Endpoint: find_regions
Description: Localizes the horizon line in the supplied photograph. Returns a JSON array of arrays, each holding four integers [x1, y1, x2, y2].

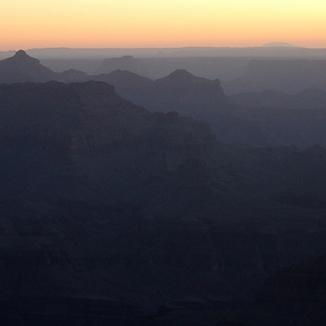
[[4, 44, 326, 52]]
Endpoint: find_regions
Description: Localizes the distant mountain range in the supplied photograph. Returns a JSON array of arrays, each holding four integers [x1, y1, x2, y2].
[[2, 45, 326, 61], [2, 50, 326, 149], [0, 50, 230, 121]]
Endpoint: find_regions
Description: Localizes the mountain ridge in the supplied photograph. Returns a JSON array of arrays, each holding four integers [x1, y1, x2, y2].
[[0, 50, 55, 83], [4, 51, 326, 150]]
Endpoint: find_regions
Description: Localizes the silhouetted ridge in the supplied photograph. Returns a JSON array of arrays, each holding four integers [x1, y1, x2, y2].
[[0, 50, 55, 83]]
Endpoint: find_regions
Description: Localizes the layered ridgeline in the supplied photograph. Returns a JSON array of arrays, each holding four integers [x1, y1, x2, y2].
[[1, 81, 326, 324], [0, 50, 230, 122], [4, 51, 326, 149]]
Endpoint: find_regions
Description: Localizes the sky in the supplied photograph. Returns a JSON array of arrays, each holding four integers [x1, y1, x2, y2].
[[1, 0, 326, 50]]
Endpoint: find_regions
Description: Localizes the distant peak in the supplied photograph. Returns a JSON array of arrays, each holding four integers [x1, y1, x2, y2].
[[15, 50, 29, 57], [168, 69, 194, 79], [11, 50, 39, 63]]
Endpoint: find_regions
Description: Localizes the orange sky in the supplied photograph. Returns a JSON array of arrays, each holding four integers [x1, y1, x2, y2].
[[1, 0, 326, 50]]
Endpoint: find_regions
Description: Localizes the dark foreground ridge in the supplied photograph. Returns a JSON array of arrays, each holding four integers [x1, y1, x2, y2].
[[1, 81, 326, 324]]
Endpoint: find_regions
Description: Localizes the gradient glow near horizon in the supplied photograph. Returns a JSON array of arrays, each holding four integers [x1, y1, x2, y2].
[[1, 0, 326, 50]]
